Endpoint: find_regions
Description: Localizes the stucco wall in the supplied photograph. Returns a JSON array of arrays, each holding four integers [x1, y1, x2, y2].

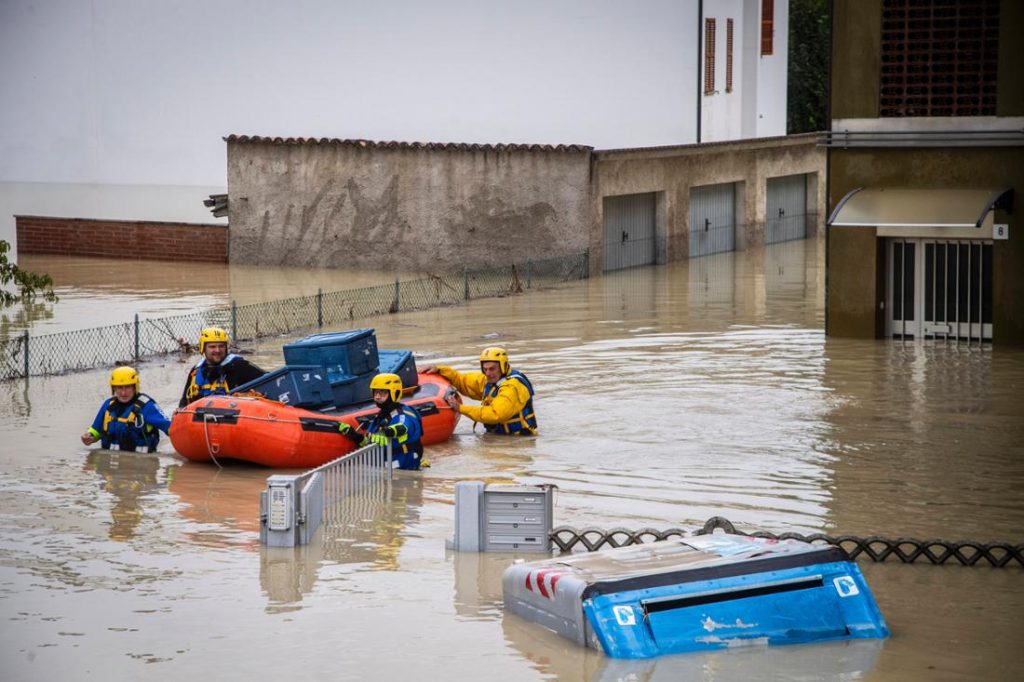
[[227, 138, 593, 271], [592, 134, 825, 266], [831, 0, 882, 121]]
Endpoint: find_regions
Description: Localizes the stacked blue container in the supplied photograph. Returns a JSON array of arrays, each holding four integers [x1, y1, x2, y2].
[[283, 329, 380, 407], [232, 328, 420, 410]]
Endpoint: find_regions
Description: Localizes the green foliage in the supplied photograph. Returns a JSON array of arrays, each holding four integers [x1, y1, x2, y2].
[[787, 0, 831, 134], [0, 240, 59, 308]]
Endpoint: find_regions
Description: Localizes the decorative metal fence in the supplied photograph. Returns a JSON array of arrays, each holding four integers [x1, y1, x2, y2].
[[1, 251, 588, 380], [551, 516, 1024, 568]]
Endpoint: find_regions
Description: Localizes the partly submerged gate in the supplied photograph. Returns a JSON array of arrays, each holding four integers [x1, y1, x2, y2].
[[690, 183, 736, 258], [260, 443, 392, 547], [603, 193, 657, 271], [766, 174, 808, 244], [887, 238, 993, 343]]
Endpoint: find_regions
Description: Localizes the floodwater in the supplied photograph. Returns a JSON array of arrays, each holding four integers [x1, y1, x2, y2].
[[3, 254, 425, 337], [1, 238, 1022, 681]]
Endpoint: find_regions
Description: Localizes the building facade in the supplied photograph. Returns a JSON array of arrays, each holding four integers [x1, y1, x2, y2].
[[225, 134, 825, 275], [825, 0, 1024, 345]]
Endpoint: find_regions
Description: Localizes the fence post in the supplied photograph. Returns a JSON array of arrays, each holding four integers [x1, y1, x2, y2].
[[134, 313, 140, 362], [317, 288, 323, 328], [394, 277, 400, 312], [463, 267, 469, 300], [22, 330, 29, 380], [231, 300, 237, 342], [526, 260, 532, 288]]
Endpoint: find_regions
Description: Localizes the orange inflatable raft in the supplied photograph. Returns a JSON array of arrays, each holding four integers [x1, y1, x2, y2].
[[170, 372, 459, 468]]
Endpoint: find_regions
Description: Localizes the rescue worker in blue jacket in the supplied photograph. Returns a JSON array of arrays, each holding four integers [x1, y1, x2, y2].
[[424, 347, 536, 435], [81, 367, 171, 452], [337, 373, 425, 470], [179, 326, 264, 407]]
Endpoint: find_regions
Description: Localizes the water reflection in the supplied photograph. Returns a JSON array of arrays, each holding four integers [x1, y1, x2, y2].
[[83, 451, 165, 540], [164, 463, 265, 547], [2, 236, 1022, 680], [260, 475, 426, 610], [9, 254, 426, 337]]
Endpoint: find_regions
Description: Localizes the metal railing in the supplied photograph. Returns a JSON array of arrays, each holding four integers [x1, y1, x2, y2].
[[260, 442, 392, 547], [1, 250, 589, 380]]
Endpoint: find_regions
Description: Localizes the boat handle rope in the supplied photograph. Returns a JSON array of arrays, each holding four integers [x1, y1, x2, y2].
[[201, 412, 224, 470]]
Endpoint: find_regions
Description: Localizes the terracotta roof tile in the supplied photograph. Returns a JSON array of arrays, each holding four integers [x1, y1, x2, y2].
[[224, 134, 592, 153]]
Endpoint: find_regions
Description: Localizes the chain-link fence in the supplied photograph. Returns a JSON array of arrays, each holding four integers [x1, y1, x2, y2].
[[0, 251, 589, 380]]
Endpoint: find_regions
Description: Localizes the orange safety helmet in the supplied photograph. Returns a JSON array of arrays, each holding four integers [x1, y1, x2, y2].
[[479, 347, 510, 376]]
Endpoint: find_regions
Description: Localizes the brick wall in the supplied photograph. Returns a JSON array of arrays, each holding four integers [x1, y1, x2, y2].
[[15, 216, 228, 262]]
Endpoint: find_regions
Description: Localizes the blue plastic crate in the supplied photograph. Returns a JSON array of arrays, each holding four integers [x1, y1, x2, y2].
[[283, 329, 379, 377], [377, 349, 418, 390], [230, 365, 332, 408], [329, 372, 375, 408]]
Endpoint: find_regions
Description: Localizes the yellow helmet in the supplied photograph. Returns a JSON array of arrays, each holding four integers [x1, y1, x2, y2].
[[199, 327, 229, 354], [110, 366, 140, 392], [370, 373, 403, 402], [479, 347, 510, 376]]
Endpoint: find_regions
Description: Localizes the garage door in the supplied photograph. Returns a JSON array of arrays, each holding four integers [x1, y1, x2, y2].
[[690, 183, 736, 258], [766, 174, 807, 244], [602, 193, 656, 272]]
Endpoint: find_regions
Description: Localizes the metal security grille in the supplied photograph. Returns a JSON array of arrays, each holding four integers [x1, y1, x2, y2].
[[765, 174, 807, 244], [888, 238, 992, 343], [602, 193, 657, 272], [880, 0, 999, 117], [690, 183, 736, 258]]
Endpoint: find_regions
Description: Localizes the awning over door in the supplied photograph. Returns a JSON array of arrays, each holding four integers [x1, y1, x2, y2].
[[828, 187, 1012, 228]]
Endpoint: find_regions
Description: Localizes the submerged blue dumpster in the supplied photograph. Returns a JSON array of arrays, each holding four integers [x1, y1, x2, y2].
[[502, 535, 889, 659]]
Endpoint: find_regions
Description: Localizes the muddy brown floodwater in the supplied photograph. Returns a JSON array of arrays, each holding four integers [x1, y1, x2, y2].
[[1, 238, 1021, 681]]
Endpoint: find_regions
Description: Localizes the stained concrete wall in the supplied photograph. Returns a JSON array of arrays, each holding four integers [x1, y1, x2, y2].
[[227, 137, 593, 271], [592, 134, 826, 268]]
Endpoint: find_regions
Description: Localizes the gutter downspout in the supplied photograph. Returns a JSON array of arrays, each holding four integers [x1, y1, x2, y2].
[[697, 0, 703, 144]]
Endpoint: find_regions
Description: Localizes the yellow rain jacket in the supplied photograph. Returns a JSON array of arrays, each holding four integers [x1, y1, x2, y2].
[[435, 366, 537, 435]]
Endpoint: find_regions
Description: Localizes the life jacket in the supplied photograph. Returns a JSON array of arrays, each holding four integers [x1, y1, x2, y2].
[[483, 369, 537, 435], [366, 404, 424, 456], [184, 354, 241, 402], [100, 394, 160, 452]]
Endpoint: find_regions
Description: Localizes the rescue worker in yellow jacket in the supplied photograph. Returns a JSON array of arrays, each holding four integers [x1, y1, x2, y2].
[[423, 347, 536, 435]]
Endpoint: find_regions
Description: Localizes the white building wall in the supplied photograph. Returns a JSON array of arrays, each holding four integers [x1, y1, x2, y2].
[[700, 0, 747, 142], [701, 0, 787, 143], [741, 0, 762, 138], [756, 0, 789, 137]]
